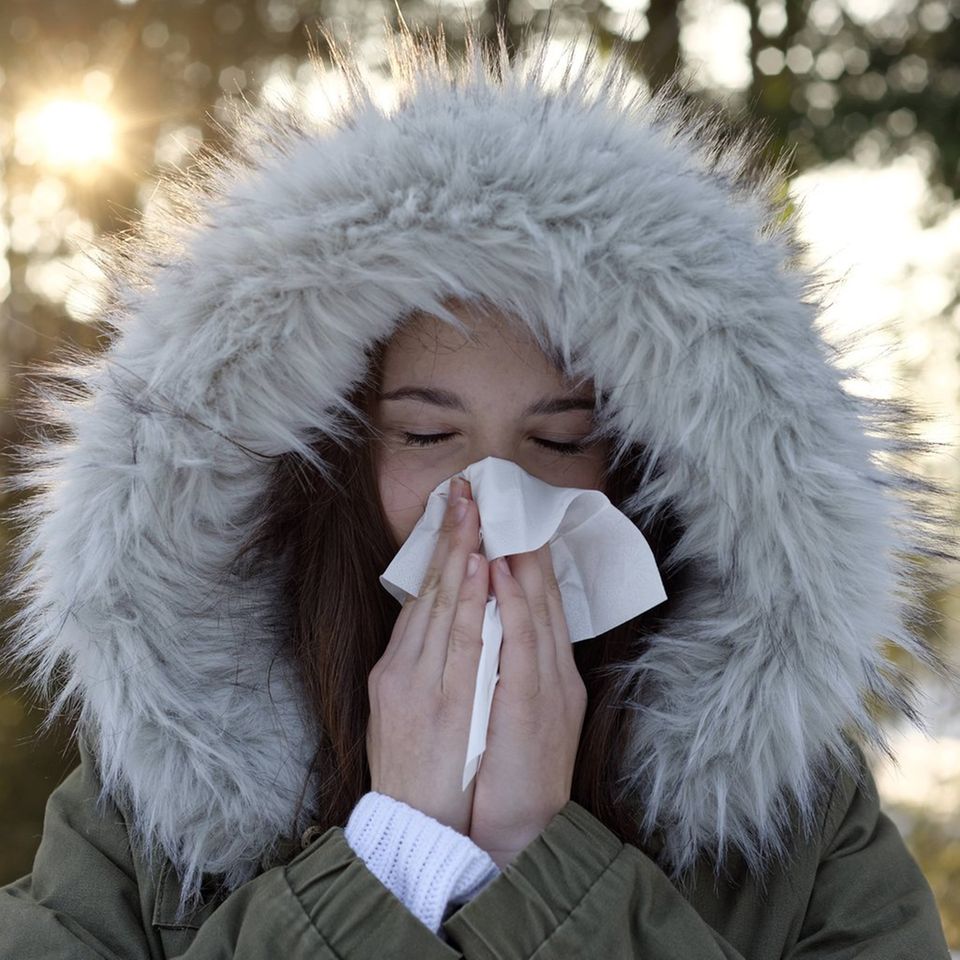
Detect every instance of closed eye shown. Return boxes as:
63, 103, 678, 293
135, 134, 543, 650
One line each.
400, 432, 587, 456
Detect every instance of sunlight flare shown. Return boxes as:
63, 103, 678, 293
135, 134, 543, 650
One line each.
17, 98, 117, 170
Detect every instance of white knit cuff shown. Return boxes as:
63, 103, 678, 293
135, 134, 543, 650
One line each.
344, 791, 501, 934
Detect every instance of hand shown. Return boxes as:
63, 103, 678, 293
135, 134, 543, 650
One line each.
366, 476, 489, 835
468, 544, 588, 869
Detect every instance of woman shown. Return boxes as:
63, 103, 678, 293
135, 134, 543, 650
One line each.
0, 17, 955, 959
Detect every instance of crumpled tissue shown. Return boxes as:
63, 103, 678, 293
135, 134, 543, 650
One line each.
379, 455, 667, 790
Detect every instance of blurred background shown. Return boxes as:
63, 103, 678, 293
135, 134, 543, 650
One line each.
0, 0, 958, 946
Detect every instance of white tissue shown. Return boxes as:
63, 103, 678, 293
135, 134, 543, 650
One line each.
379, 455, 667, 790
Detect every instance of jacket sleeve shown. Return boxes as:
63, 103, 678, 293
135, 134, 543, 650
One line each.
440, 752, 951, 959
440, 799, 749, 960
0, 744, 463, 960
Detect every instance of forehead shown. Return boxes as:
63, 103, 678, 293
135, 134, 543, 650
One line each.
381, 306, 572, 385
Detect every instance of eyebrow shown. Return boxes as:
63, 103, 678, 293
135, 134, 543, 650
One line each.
378, 386, 596, 417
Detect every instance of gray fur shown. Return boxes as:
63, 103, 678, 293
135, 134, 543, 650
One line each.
2, 18, 956, 914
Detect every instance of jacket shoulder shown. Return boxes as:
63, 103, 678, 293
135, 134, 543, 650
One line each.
0, 739, 172, 957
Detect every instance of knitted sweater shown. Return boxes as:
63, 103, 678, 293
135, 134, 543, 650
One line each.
344, 792, 501, 935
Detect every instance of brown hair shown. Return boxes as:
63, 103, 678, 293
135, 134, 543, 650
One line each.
237, 326, 691, 850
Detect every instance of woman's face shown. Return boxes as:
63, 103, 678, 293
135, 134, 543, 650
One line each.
372, 304, 609, 546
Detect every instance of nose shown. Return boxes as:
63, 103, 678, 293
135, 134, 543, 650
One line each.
464, 436, 524, 467
462, 448, 521, 473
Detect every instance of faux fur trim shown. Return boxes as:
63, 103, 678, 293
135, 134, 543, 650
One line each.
3, 17, 956, 913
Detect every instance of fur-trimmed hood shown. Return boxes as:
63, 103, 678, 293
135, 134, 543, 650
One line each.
3, 19, 955, 910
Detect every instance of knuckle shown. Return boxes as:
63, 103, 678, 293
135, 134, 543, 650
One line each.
447, 623, 478, 657
419, 566, 442, 595
510, 677, 542, 706
440, 505, 462, 535
513, 625, 538, 648
430, 585, 456, 615
530, 593, 552, 627
545, 573, 563, 601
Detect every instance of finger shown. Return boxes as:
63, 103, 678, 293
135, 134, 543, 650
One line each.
385, 479, 463, 665
505, 548, 559, 679
535, 541, 573, 667
490, 555, 541, 698
381, 478, 473, 669
403, 480, 480, 666
438, 549, 489, 697
419, 493, 484, 676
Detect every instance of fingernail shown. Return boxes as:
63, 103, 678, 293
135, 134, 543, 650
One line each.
467, 553, 480, 577
454, 498, 468, 523
450, 477, 464, 498
494, 556, 509, 575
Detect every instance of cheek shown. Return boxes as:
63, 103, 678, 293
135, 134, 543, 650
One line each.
544, 449, 609, 493
376, 454, 441, 546
584, 441, 612, 494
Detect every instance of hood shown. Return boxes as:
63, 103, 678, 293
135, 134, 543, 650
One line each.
3, 19, 955, 908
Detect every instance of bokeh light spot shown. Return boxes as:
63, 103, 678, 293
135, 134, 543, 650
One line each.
142, 22, 170, 49
215, 3, 245, 32
82, 69, 114, 101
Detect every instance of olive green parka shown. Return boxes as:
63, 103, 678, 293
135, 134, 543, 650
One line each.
0, 738, 949, 957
